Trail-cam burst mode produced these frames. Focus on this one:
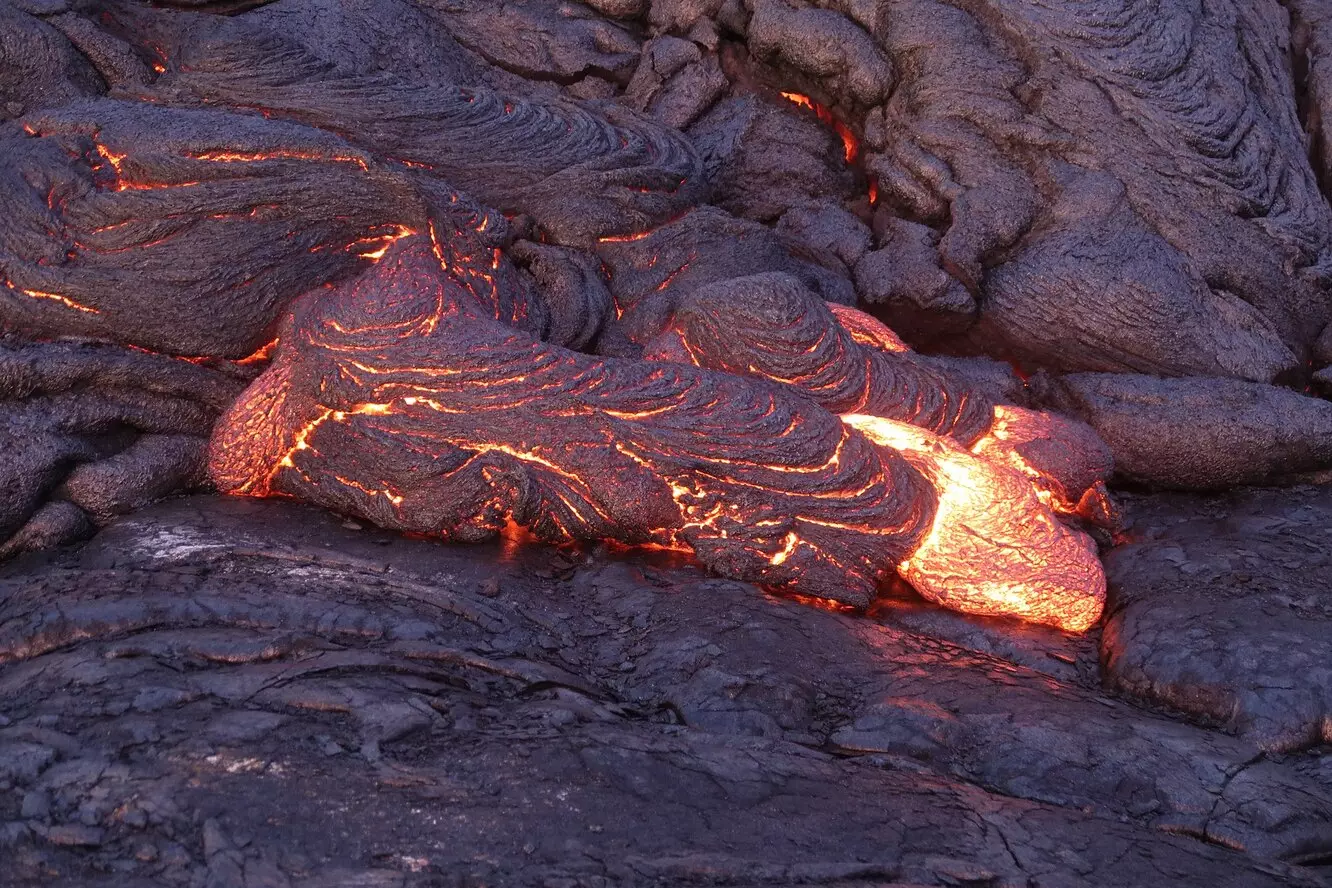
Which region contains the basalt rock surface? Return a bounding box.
[1104,484,1332,753]
[0,495,1330,886]
[1,0,1332,881]
[1035,373,1332,490]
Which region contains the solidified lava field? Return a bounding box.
[2,0,1332,884]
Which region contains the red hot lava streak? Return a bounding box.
[211,231,939,610]
[212,221,1108,632]
[781,92,860,164]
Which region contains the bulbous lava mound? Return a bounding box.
[211,224,1107,632]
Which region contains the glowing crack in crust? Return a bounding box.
[211,229,1109,632]
[211,236,937,609]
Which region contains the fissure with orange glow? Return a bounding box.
[780,92,859,164]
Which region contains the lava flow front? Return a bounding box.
[211,220,1108,632]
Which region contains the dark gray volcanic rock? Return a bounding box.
[1290,0,1332,196]
[858,0,1330,379]
[1036,373,1332,490]
[0,337,244,559]
[1,99,431,357]
[1,0,1332,880]
[0,2,103,120]
[1104,484,1332,753]
[0,496,1329,885]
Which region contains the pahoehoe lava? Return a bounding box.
[5,0,1332,883]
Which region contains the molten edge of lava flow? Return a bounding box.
[970,405,1119,528]
[843,414,1106,633]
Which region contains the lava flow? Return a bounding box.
[211,232,937,609]
[211,221,1108,632]
[843,414,1105,632]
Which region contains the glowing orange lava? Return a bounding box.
[971,404,1117,525]
[236,338,280,366]
[843,414,1105,632]
[4,279,100,314]
[349,225,418,261]
[780,92,859,164]
[190,149,371,170]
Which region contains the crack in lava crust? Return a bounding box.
[210,236,938,609]
[212,231,1108,631]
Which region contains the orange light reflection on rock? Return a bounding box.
[826,303,909,353]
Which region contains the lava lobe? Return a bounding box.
[211,213,1107,631]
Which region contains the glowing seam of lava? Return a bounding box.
[237,338,280,366]
[335,474,405,505]
[4,280,100,314]
[779,92,859,164]
[348,225,418,260]
[610,441,849,565]
[301,397,616,523]
[189,150,371,170]
[682,425,850,477]
[94,143,127,175]
[92,143,204,193]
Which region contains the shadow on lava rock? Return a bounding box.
[1,495,1332,886]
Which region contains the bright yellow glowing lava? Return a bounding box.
[842,414,1105,632]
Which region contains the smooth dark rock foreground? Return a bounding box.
[1,494,1331,886]
[1105,484,1332,752]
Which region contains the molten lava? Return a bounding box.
[780,92,859,164]
[970,405,1117,525]
[209,225,1110,632]
[843,414,1105,632]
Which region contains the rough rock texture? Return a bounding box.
[862,0,1332,380]
[1290,0,1332,198]
[2,100,433,357]
[1,0,1332,878]
[0,337,244,558]
[0,496,1329,885]
[0,1,103,120]
[1104,484,1332,753]
[117,8,706,246]
[642,271,996,443]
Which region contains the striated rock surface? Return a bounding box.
[1037,373,1332,490]
[210,239,936,609]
